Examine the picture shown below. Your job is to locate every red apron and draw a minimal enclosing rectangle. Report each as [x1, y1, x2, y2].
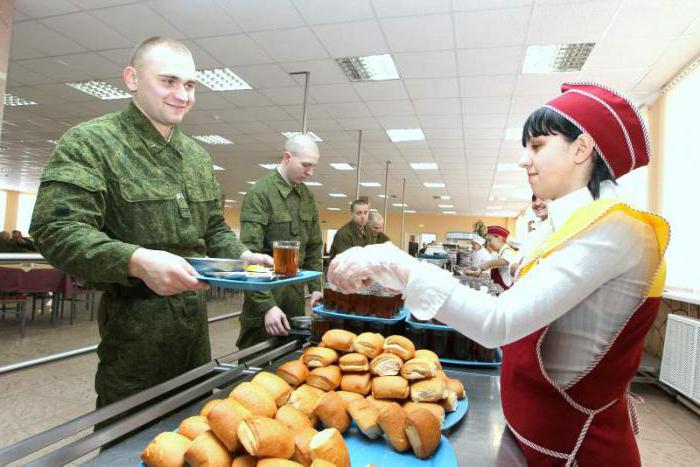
[491, 267, 510, 290]
[501, 200, 669, 466]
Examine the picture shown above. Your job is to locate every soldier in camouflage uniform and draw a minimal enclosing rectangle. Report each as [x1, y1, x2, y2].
[237, 135, 323, 348]
[368, 211, 391, 244]
[30, 37, 271, 409]
[329, 199, 372, 259]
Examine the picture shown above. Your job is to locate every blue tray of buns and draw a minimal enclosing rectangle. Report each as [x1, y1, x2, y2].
[345, 429, 457, 467]
[312, 304, 409, 324]
[442, 396, 469, 431]
[194, 270, 322, 291]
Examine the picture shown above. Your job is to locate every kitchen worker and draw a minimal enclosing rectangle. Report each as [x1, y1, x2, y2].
[237, 134, 323, 347]
[30, 36, 271, 412]
[477, 226, 516, 289]
[329, 198, 372, 259]
[328, 82, 669, 466]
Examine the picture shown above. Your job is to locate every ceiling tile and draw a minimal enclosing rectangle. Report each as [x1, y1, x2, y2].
[405, 78, 460, 99]
[376, 115, 421, 128]
[11, 21, 85, 56]
[336, 117, 382, 130]
[526, 2, 618, 44]
[258, 87, 305, 105]
[460, 75, 517, 97]
[413, 98, 462, 116]
[310, 83, 361, 103]
[91, 4, 184, 39]
[150, 0, 242, 38]
[379, 14, 454, 52]
[454, 8, 530, 48]
[251, 28, 329, 62]
[514, 72, 578, 96]
[281, 59, 349, 84]
[215, 0, 305, 32]
[56, 52, 125, 80]
[14, 0, 80, 17]
[371, 0, 451, 17]
[40, 12, 132, 50]
[462, 96, 511, 114]
[6, 62, 52, 86]
[353, 81, 409, 101]
[418, 114, 463, 128]
[235, 64, 298, 88]
[463, 113, 509, 129]
[453, 0, 532, 10]
[457, 46, 524, 76]
[576, 69, 648, 92]
[219, 90, 274, 108]
[393, 50, 457, 79]
[313, 20, 389, 57]
[366, 99, 415, 116]
[293, 0, 374, 24]
[603, 0, 700, 41]
[584, 37, 674, 70]
[195, 34, 273, 66]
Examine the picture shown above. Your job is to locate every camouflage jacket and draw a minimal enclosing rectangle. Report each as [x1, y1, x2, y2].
[370, 231, 391, 244]
[30, 102, 245, 290]
[240, 170, 323, 314]
[329, 220, 372, 259]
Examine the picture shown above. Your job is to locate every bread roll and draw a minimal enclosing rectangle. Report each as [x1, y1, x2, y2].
[383, 335, 415, 361]
[336, 390, 364, 405]
[446, 378, 466, 400]
[206, 398, 251, 452]
[338, 353, 369, 372]
[275, 404, 313, 431]
[369, 352, 403, 376]
[229, 381, 277, 418]
[309, 428, 350, 467]
[258, 459, 305, 467]
[376, 403, 409, 453]
[314, 391, 351, 432]
[252, 371, 293, 406]
[237, 416, 295, 459]
[346, 398, 381, 439]
[199, 399, 222, 417]
[410, 377, 449, 402]
[353, 332, 385, 359]
[310, 460, 336, 467]
[291, 426, 318, 466]
[405, 408, 441, 459]
[184, 431, 232, 467]
[321, 329, 357, 352]
[303, 347, 339, 367]
[141, 432, 191, 467]
[231, 455, 258, 467]
[277, 359, 310, 387]
[372, 376, 410, 400]
[289, 384, 326, 420]
[178, 416, 210, 441]
[307, 365, 341, 392]
[340, 372, 371, 395]
[366, 395, 396, 412]
[400, 357, 438, 380]
[414, 349, 441, 368]
[403, 401, 445, 423]
[440, 390, 458, 412]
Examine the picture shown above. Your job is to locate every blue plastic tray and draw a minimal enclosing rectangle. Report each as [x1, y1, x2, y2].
[194, 270, 322, 291]
[312, 304, 409, 324]
[345, 430, 457, 467]
[406, 315, 503, 367]
[442, 396, 469, 431]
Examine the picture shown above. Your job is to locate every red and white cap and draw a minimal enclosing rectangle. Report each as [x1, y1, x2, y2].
[543, 82, 650, 179]
[487, 225, 510, 239]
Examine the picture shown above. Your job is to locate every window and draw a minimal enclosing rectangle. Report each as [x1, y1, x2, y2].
[420, 233, 437, 245]
[325, 229, 337, 255]
[0, 190, 6, 229]
[16, 192, 37, 235]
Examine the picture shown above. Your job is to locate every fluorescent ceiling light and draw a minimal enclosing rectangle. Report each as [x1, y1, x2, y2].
[258, 163, 278, 170]
[225, 199, 236, 202]
[522, 43, 595, 74]
[336, 54, 399, 82]
[328, 193, 347, 198]
[65, 80, 130, 100]
[330, 163, 356, 171]
[386, 128, 425, 142]
[410, 162, 438, 170]
[438, 195, 451, 200]
[504, 128, 522, 140]
[238, 191, 247, 195]
[486, 210, 519, 217]
[487, 206, 503, 210]
[392, 203, 408, 207]
[442, 211, 456, 214]
[404, 209, 416, 213]
[378, 194, 398, 199]
[281, 131, 323, 142]
[498, 197, 507, 201]
[247, 181, 256, 185]
[497, 163, 520, 171]
[196, 67, 252, 91]
[47, 139, 58, 145]
[4, 93, 38, 106]
[304, 181, 323, 186]
[360, 182, 381, 187]
[424, 182, 445, 188]
[492, 184, 513, 189]
[438, 204, 453, 208]
[326, 207, 341, 211]
[212, 165, 225, 171]
[193, 135, 234, 145]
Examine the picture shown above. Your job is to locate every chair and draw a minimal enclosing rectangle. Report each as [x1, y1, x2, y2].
[0, 293, 29, 337]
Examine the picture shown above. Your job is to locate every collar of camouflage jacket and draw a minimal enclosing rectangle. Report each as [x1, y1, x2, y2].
[272, 169, 299, 199]
[122, 101, 186, 156]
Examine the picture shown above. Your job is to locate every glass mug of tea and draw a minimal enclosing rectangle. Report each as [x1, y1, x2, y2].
[273, 240, 300, 277]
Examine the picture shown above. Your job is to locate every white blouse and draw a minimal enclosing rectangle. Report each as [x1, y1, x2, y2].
[405, 182, 659, 386]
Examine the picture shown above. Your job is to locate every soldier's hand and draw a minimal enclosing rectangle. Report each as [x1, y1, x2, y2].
[264, 306, 290, 336]
[240, 250, 274, 267]
[308, 291, 323, 308]
[128, 248, 210, 296]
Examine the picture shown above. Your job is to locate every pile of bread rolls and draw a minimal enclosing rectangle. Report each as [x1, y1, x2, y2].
[276, 329, 466, 461]
[141, 329, 465, 466]
[141, 369, 351, 467]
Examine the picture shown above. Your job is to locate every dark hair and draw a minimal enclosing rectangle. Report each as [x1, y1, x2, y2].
[521, 107, 615, 199]
[350, 199, 369, 211]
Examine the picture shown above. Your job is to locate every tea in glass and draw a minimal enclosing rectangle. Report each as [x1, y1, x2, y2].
[273, 240, 300, 277]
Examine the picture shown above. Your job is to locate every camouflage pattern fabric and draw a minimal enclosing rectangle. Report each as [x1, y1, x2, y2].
[329, 220, 372, 259]
[237, 170, 322, 349]
[371, 231, 391, 244]
[30, 102, 245, 408]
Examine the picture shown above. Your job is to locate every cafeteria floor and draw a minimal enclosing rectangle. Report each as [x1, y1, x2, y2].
[0, 294, 698, 466]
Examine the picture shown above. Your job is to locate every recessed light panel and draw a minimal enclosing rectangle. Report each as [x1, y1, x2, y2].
[386, 128, 425, 142]
[336, 54, 400, 82]
[424, 182, 445, 188]
[196, 67, 252, 91]
[410, 162, 438, 170]
[330, 163, 356, 171]
[522, 43, 595, 74]
[282, 131, 323, 142]
[4, 93, 38, 106]
[193, 135, 234, 145]
[65, 80, 130, 100]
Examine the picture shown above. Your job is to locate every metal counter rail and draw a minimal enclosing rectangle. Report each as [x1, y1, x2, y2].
[0, 338, 303, 466]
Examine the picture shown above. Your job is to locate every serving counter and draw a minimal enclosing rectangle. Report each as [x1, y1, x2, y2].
[0, 337, 525, 466]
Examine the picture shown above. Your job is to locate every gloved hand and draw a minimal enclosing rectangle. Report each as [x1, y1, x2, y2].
[327, 243, 421, 294]
[240, 250, 274, 267]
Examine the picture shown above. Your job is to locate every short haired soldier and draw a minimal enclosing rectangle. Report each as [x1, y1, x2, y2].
[329, 199, 372, 259]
